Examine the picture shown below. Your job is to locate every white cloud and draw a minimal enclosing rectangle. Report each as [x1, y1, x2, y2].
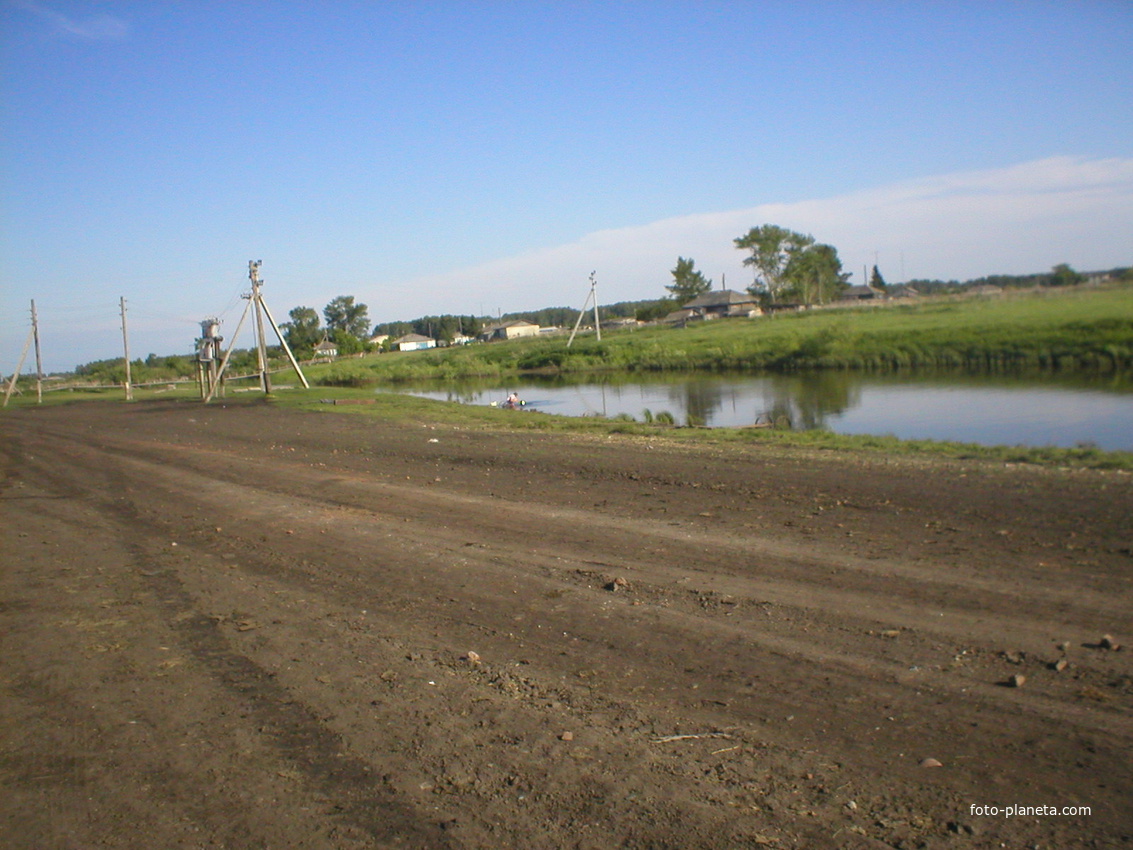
[16, 1, 129, 40]
[12, 155, 1131, 373]
[395, 155, 1133, 313]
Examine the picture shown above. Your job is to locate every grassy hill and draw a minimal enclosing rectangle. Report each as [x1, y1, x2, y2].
[309, 284, 1133, 386]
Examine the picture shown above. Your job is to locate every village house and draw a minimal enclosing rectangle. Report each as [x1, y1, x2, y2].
[479, 320, 541, 341]
[313, 339, 338, 360]
[662, 306, 698, 325]
[666, 289, 761, 324]
[839, 284, 884, 301]
[391, 333, 436, 352]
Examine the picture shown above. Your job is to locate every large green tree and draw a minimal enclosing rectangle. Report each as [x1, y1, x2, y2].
[332, 327, 365, 355]
[666, 256, 713, 303]
[1050, 263, 1084, 287]
[282, 306, 321, 357]
[323, 296, 370, 339]
[734, 225, 815, 303]
[785, 243, 850, 305]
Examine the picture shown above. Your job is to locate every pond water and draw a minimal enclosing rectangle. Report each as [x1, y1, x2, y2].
[393, 371, 1133, 452]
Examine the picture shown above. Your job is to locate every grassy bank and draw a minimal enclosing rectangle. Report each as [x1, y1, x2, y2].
[4, 378, 1130, 471]
[274, 387, 1133, 472]
[306, 284, 1133, 387]
[5, 285, 1131, 471]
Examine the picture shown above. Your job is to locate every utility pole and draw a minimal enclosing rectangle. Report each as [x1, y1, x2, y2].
[249, 260, 271, 394]
[592, 272, 601, 342]
[2, 316, 34, 408]
[567, 272, 600, 348]
[31, 300, 43, 404]
[204, 261, 309, 403]
[120, 297, 133, 401]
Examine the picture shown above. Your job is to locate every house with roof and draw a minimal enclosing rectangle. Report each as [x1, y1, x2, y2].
[662, 307, 698, 325]
[681, 289, 762, 319]
[391, 333, 436, 352]
[839, 284, 884, 301]
[313, 339, 338, 360]
[480, 320, 541, 341]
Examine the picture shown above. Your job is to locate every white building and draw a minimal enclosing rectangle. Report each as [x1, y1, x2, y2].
[391, 333, 437, 352]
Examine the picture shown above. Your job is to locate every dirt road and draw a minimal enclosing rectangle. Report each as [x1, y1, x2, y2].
[2, 400, 1130, 849]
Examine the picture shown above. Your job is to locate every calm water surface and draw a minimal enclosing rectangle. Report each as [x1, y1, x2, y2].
[394, 372, 1133, 452]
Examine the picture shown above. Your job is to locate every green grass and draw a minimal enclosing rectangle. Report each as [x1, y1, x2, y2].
[5, 376, 1130, 471]
[270, 386, 1133, 472]
[2, 382, 196, 407]
[0, 370, 302, 408]
[5, 285, 1131, 471]
[285, 284, 1133, 388]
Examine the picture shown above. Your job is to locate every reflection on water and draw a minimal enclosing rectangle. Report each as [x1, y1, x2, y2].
[392, 371, 1133, 451]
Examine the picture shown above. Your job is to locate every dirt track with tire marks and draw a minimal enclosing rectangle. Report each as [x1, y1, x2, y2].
[2, 400, 1130, 848]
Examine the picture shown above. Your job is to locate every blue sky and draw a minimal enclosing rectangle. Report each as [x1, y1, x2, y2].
[2, 1, 1131, 373]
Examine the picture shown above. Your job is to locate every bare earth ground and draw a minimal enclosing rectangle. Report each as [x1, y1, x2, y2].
[1, 400, 1131, 850]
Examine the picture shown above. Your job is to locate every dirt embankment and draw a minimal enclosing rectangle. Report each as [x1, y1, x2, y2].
[2, 400, 1131, 849]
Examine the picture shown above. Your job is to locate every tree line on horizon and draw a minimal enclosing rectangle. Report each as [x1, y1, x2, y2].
[62, 230, 1126, 382]
[270, 224, 855, 360]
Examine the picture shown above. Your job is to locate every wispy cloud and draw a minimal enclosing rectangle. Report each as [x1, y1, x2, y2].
[16, 0, 129, 40]
[396, 156, 1133, 313]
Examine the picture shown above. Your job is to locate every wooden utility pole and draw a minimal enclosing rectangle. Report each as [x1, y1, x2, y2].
[3, 325, 33, 408]
[259, 297, 311, 385]
[567, 272, 600, 348]
[249, 260, 271, 394]
[592, 272, 601, 342]
[6, 300, 43, 406]
[120, 297, 133, 401]
[204, 297, 252, 404]
[203, 261, 309, 403]
[31, 300, 43, 404]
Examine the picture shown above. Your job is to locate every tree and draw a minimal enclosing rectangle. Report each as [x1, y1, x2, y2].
[413, 314, 478, 344]
[636, 298, 678, 322]
[373, 320, 415, 340]
[282, 306, 321, 357]
[734, 225, 815, 303]
[331, 327, 364, 355]
[1050, 263, 1084, 287]
[666, 257, 712, 303]
[323, 296, 370, 338]
[785, 243, 850, 305]
[870, 265, 887, 290]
